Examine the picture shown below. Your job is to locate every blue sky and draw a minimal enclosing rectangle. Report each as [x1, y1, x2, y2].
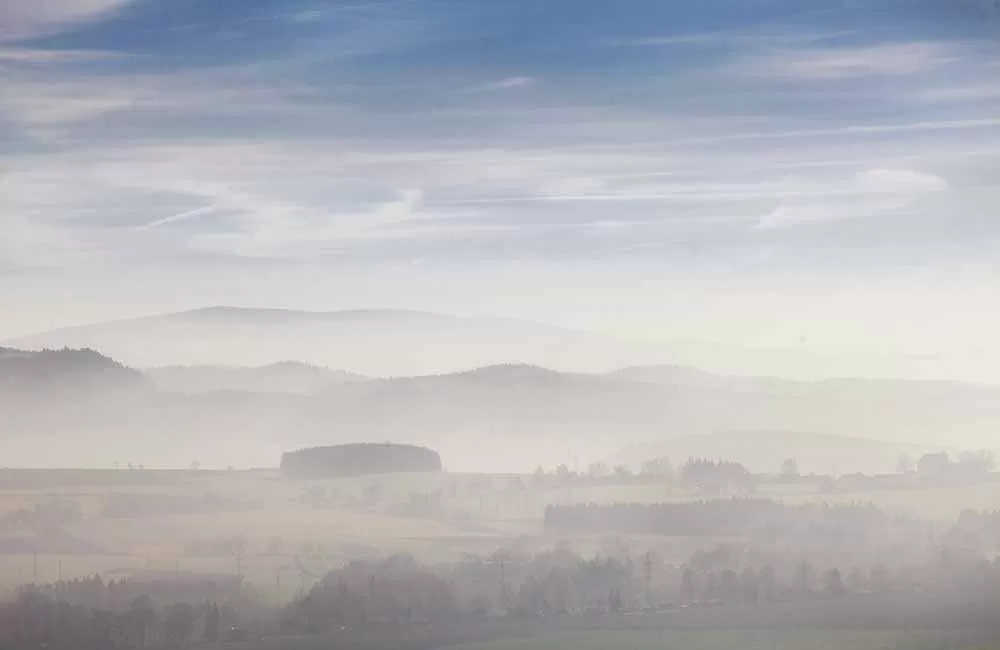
[2, 0, 1000, 378]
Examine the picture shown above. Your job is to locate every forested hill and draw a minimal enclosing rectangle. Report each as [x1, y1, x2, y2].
[0, 347, 148, 396]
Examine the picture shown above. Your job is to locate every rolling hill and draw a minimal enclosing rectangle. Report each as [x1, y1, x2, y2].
[146, 361, 367, 395]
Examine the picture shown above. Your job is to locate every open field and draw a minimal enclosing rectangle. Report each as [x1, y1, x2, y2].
[3, 467, 1000, 650]
[1, 468, 999, 600]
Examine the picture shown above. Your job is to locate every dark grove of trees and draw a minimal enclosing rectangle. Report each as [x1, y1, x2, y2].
[280, 443, 442, 479]
[0, 572, 260, 649]
[282, 542, 1000, 637]
[679, 459, 755, 492]
[19, 574, 248, 612]
[283, 549, 642, 635]
[0, 588, 232, 650]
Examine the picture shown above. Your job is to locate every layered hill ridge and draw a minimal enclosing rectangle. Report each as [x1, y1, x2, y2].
[1, 345, 998, 474]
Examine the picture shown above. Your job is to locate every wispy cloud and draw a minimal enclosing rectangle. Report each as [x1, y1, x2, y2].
[0, 47, 121, 62]
[136, 205, 220, 231]
[917, 83, 1000, 103]
[1, 79, 139, 129]
[755, 167, 949, 230]
[375, 189, 423, 221]
[857, 168, 950, 194]
[474, 76, 536, 92]
[730, 42, 960, 80]
[672, 119, 1000, 145]
[755, 199, 908, 230]
[0, 64, 323, 140]
[619, 27, 857, 49]
[0, 0, 136, 42]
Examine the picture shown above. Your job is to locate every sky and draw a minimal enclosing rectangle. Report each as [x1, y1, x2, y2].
[2, 0, 1000, 380]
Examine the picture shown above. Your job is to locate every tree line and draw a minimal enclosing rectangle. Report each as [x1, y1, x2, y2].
[532, 458, 754, 492]
[7, 534, 1000, 648]
[0, 588, 235, 649]
[543, 499, 918, 538]
[283, 540, 1000, 636]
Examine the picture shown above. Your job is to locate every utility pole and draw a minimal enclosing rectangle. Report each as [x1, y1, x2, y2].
[499, 556, 509, 612]
[643, 551, 653, 609]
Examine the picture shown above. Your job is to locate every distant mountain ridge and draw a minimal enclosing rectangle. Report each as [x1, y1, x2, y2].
[154, 306, 462, 326]
[4, 306, 646, 375]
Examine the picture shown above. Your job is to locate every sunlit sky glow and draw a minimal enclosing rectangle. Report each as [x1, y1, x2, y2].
[2, 0, 1000, 379]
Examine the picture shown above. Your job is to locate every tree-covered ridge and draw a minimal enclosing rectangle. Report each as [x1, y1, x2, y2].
[0, 347, 147, 393]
